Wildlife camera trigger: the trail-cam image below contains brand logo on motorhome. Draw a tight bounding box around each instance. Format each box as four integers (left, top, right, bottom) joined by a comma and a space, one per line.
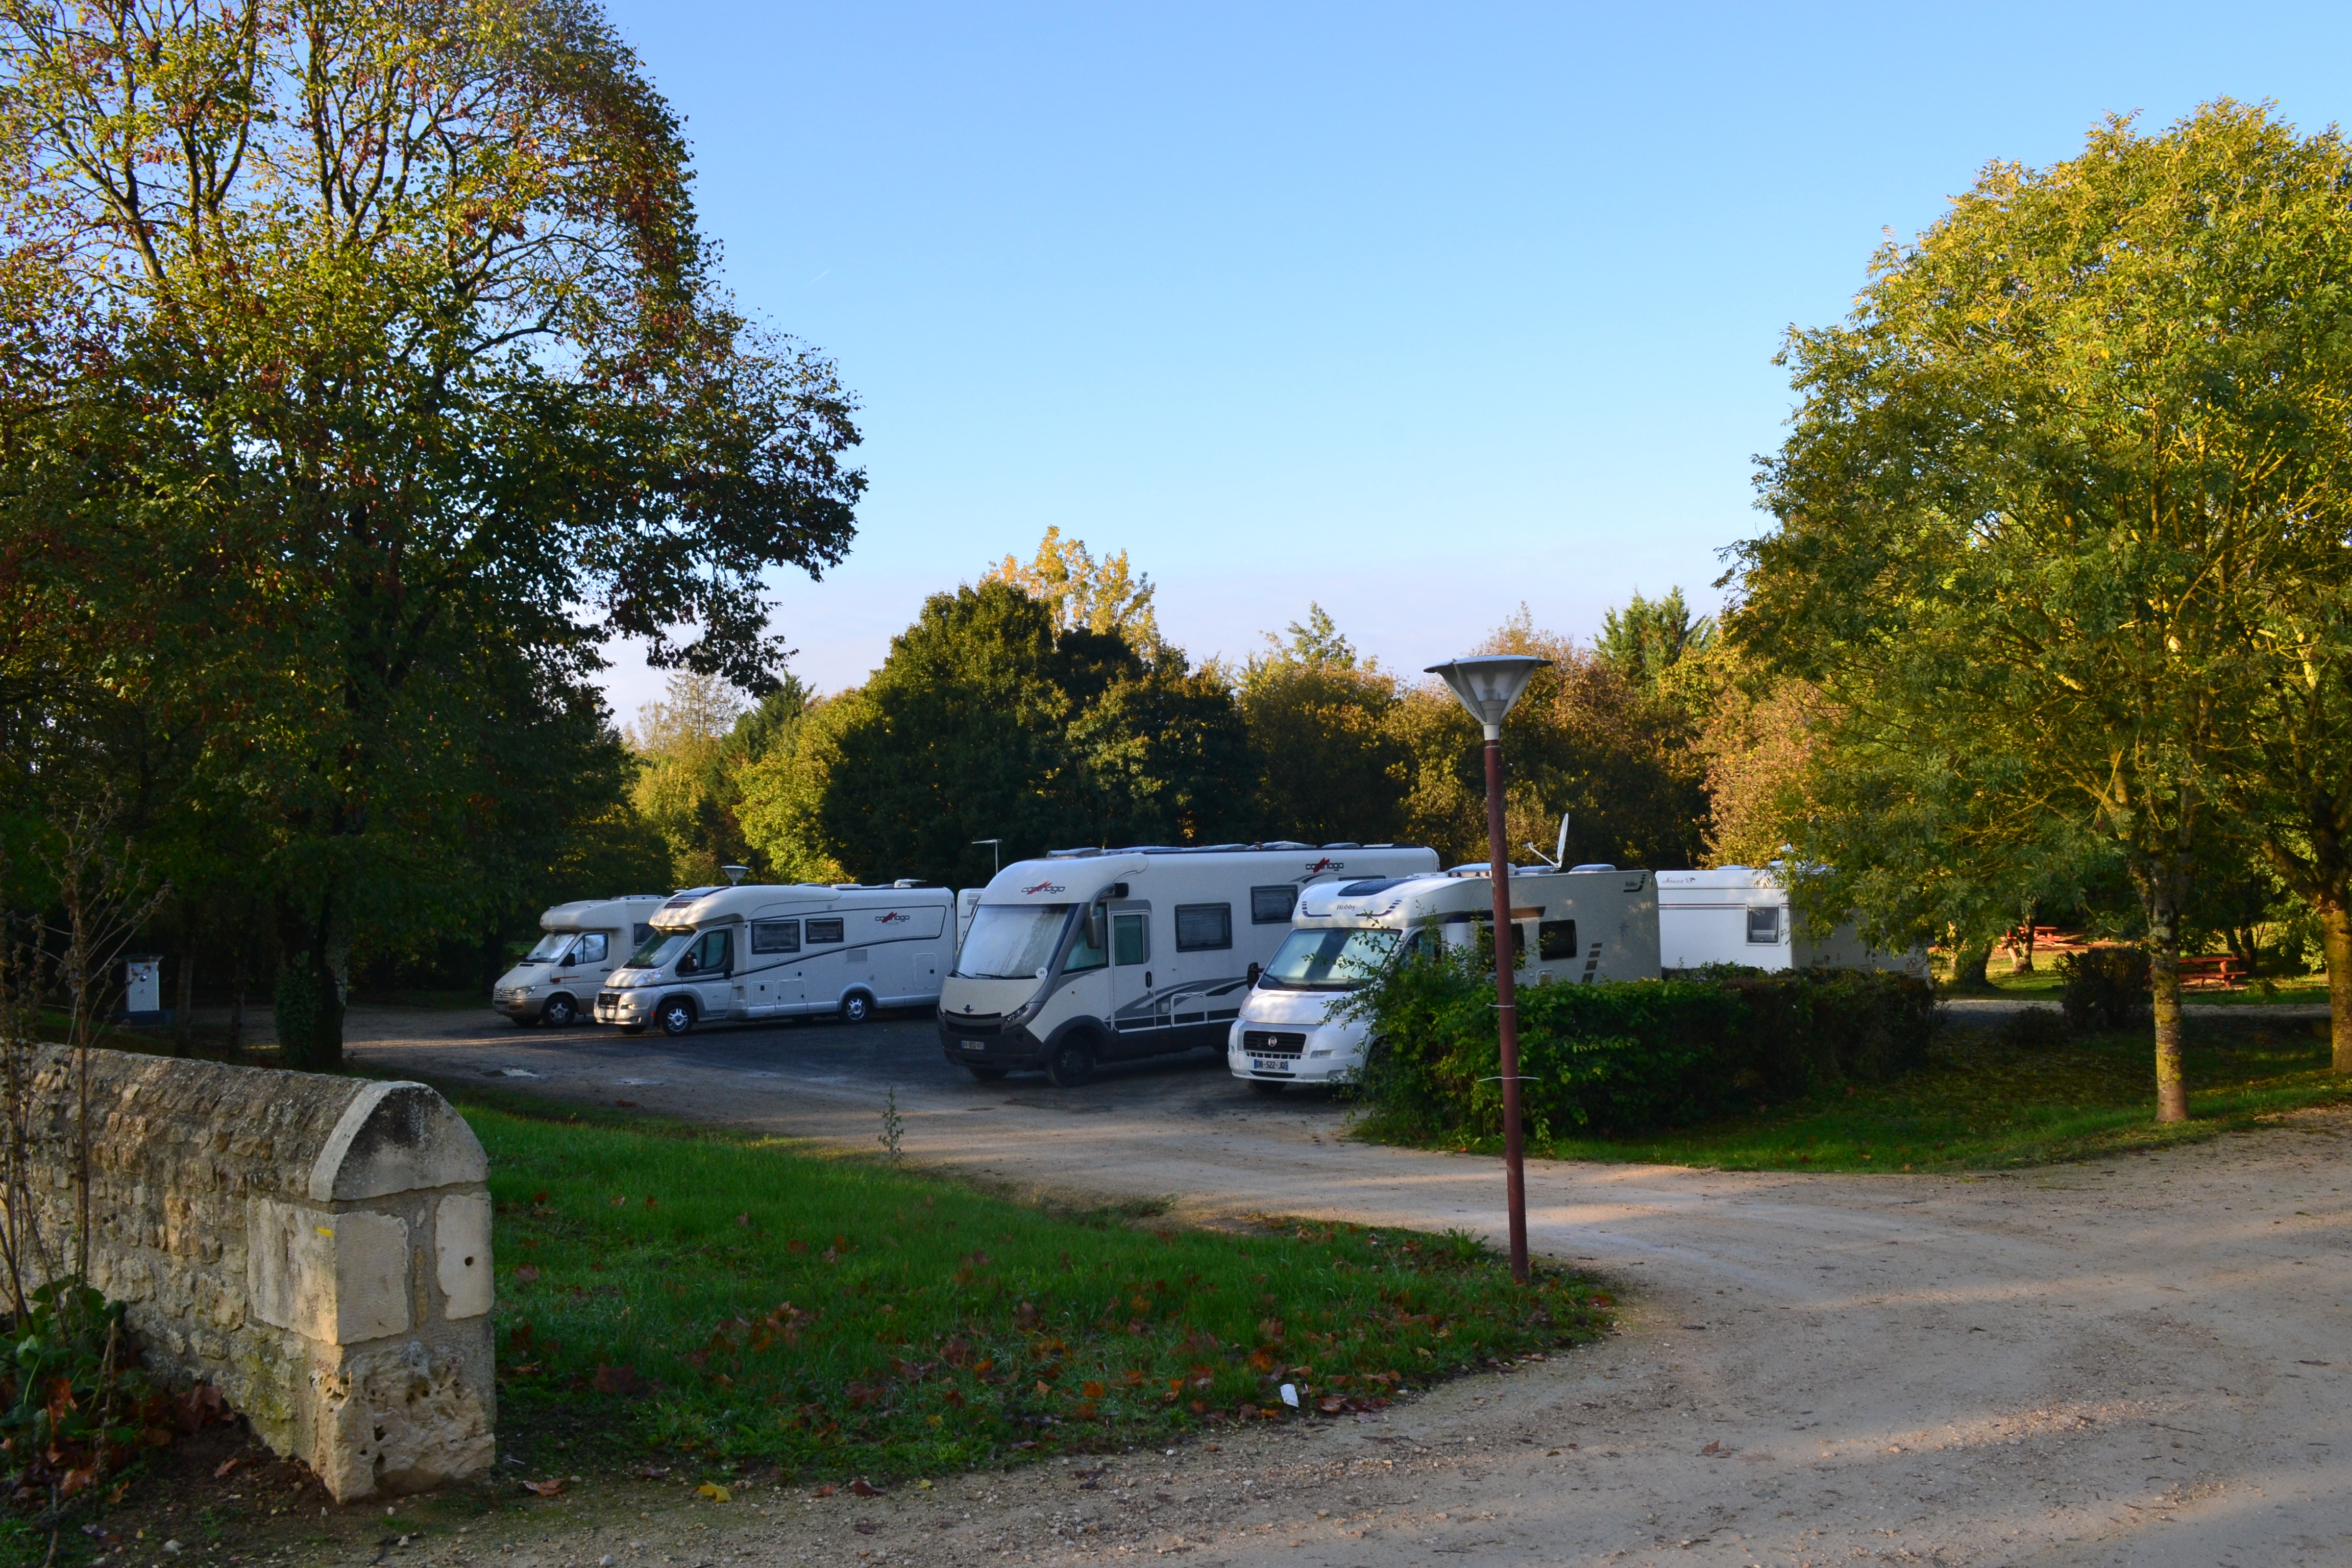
875, 911, 909, 924
1304, 857, 1346, 874
1022, 881, 1066, 895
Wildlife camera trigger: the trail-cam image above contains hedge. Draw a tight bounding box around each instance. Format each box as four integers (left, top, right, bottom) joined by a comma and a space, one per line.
1347, 954, 1937, 1143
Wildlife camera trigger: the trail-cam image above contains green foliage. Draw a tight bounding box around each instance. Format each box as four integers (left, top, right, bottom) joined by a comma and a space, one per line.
1594, 588, 1714, 693
1, 1283, 158, 1507
1351, 947, 1933, 1142
2059, 948, 2154, 1034
0, 0, 863, 1048
1732, 103, 2352, 1103
470, 1101, 1609, 1477
740, 583, 1251, 887
1235, 608, 1406, 846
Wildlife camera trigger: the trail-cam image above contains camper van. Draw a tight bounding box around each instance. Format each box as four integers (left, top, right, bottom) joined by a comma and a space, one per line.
1656, 867, 1927, 974
493, 894, 672, 1026
938, 844, 1440, 1086
1228, 865, 1661, 1092
592, 881, 958, 1036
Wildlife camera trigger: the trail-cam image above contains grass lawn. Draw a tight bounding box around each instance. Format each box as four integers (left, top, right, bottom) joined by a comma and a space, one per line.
463, 1090, 1609, 1485
1361, 1013, 2352, 1173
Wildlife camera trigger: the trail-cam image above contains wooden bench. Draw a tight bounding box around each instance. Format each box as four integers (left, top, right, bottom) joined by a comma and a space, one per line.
2178, 954, 2248, 990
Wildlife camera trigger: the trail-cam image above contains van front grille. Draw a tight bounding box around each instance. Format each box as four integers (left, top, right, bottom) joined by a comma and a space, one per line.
1242, 1030, 1306, 1057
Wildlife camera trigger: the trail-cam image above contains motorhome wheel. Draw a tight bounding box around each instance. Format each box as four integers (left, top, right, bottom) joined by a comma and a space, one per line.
658, 997, 696, 1037
541, 994, 578, 1028
840, 991, 873, 1025
1044, 1035, 1097, 1088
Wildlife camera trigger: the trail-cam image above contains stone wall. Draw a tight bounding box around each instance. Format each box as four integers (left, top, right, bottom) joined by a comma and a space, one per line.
8, 1048, 495, 1502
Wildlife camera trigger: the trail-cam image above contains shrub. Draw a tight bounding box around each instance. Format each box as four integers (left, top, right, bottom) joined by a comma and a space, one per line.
1350, 952, 1935, 1142
1996, 1007, 2073, 1050
2058, 947, 2151, 1033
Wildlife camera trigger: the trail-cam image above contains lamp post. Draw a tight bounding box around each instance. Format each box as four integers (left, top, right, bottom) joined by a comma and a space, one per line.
1425, 653, 1552, 1285
972, 839, 1002, 876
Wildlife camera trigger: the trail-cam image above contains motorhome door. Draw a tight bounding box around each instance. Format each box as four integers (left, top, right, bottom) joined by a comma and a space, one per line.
1109, 902, 1155, 1041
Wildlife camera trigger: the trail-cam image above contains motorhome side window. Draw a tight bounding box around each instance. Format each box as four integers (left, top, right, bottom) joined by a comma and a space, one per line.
575, 933, 608, 963
679, 929, 731, 974
632, 923, 654, 948
1174, 903, 1232, 951
1064, 911, 1108, 972
1250, 886, 1298, 925
805, 918, 846, 945
751, 919, 801, 954
1746, 906, 1781, 944
1538, 920, 1578, 961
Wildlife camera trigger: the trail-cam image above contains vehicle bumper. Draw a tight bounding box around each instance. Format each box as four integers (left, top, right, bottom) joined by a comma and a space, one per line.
595, 989, 655, 1027
939, 1013, 1045, 1068
1227, 1022, 1362, 1084
493, 990, 544, 1022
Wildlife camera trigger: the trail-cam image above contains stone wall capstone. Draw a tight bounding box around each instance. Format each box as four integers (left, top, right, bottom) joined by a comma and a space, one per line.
8, 1048, 495, 1501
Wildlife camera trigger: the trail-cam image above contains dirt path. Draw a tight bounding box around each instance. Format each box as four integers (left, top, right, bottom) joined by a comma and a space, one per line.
329, 1008, 2352, 1567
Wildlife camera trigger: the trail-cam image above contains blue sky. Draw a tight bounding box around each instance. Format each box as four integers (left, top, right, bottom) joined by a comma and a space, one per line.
594, 1, 2352, 716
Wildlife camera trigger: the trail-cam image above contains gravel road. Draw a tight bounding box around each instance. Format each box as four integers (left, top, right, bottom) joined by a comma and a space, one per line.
336, 1003, 2352, 1567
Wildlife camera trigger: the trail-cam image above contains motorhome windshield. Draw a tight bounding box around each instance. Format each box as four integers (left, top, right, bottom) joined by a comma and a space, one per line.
1259, 927, 1400, 990
523, 932, 571, 964
956, 904, 1073, 979
627, 931, 690, 969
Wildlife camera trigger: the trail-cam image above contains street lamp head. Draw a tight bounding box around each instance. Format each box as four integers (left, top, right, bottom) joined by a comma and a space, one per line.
1425, 655, 1552, 738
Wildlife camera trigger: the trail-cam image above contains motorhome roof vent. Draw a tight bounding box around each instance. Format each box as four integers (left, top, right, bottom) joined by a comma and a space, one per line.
1446, 863, 1491, 875
1320, 842, 1362, 850
1336, 878, 1407, 897
1569, 863, 1617, 873
892, 878, 926, 889
1257, 841, 1312, 850
1046, 846, 1105, 859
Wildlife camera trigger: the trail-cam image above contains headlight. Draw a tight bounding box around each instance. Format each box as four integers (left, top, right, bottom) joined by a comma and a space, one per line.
1006, 994, 1046, 1026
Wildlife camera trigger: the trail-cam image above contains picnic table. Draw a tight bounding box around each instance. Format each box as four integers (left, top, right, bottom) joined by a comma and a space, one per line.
2177, 954, 2248, 990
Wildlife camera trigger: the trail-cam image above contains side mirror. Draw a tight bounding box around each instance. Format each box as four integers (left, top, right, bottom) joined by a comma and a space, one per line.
1087, 909, 1107, 951
1246, 962, 1262, 986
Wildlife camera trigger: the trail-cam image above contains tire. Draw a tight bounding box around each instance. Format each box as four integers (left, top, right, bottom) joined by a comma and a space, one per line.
965, 1064, 1009, 1082
657, 997, 697, 1038
839, 991, 873, 1025
1044, 1034, 1097, 1088
541, 993, 578, 1028
1246, 1079, 1286, 1097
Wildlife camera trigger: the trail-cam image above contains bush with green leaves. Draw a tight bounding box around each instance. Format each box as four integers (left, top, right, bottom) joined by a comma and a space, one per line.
2059, 948, 2153, 1034
1349, 952, 1935, 1143
0, 1282, 179, 1511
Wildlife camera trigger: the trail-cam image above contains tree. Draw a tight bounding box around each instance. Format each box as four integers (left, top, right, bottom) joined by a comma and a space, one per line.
1389, 613, 1710, 870
0, 0, 864, 1064
983, 527, 1161, 649
1234, 606, 1407, 845
1595, 588, 1717, 694
1733, 103, 2352, 1119
738, 583, 1248, 887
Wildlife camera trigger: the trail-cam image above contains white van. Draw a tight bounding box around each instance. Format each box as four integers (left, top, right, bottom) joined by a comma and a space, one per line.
493, 895, 671, 1027
1229, 865, 1661, 1092
939, 844, 1440, 1086
593, 881, 958, 1036
1656, 867, 1927, 975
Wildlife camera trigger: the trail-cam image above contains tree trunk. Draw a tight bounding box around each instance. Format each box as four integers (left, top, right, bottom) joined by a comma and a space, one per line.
171, 933, 195, 1058
2013, 905, 2037, 974
2324, 903, 2352, 1076
2146, 891, 2188, 1124
1949, 944, 1992, 990
226, 932, 245, 1062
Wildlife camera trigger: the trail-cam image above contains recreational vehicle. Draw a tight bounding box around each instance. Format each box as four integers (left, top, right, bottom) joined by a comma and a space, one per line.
1656, 867, 1926, 975
938, 844, 1440, 1086
493, 894, 671, 1026
1228, 865, 1661, 1092
593, 881, 958, 1036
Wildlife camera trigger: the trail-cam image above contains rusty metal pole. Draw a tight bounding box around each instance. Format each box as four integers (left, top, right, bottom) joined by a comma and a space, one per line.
1483, 732, 1529, 1285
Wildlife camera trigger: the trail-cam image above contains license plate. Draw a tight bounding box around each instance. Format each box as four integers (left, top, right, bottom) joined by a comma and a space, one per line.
961, 1042, 984, 1051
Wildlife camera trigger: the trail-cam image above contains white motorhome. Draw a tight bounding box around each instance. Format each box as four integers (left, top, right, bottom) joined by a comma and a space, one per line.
1656, 867, 1927, 975
938, 844, 1440, 1086
593, 881, 958, 1036
1228, 865, 1661, 1092
493, 894, 671, 1027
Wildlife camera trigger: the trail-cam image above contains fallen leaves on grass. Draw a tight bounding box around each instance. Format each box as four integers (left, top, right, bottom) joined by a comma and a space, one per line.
696, 1483, 730, 1502
521, 1479, 564, 1497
